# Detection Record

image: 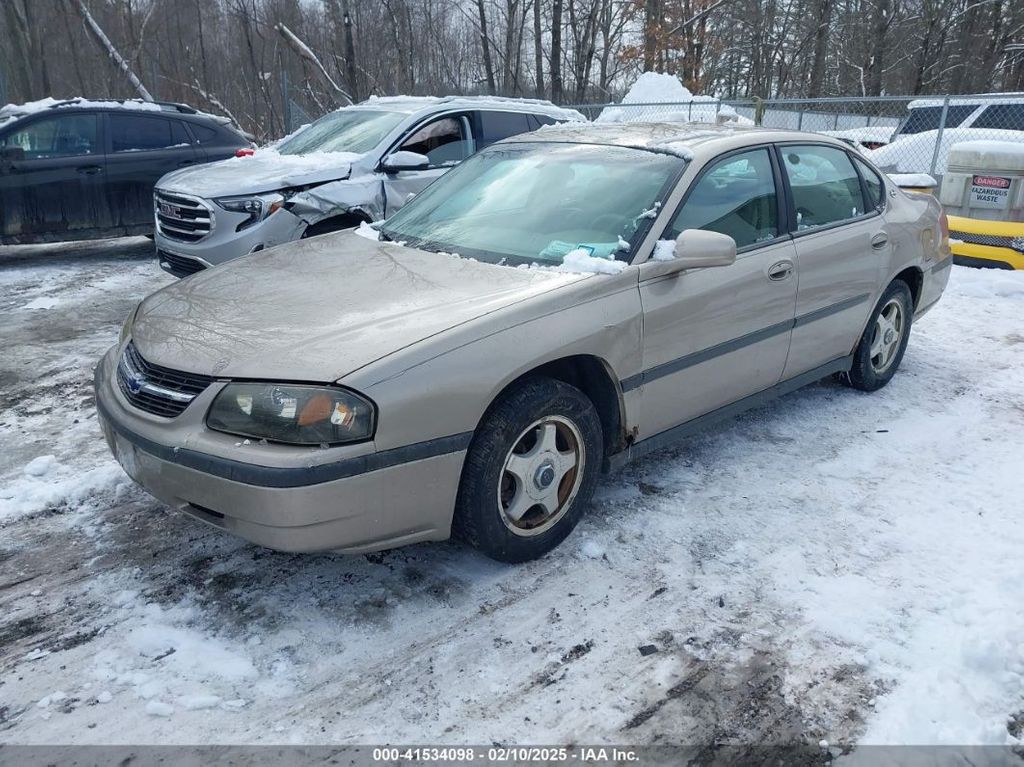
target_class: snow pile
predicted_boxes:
[596,72,750,125]
[558,248,628,275]
[1,457,127,523]
[868,128,1024,174]
[887,173,937,188]
[354,221,381,241]
[820,126,895,146]
[652,240,677,261]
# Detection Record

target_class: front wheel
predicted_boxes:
[842,280,913,392]
[452,377,603,563]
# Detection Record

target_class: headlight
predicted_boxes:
[207,383,375,445]
[213,193,285,232]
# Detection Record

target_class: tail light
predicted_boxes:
[235,148,255,157]
[938,210,949,244]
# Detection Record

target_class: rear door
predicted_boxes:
[103,112,203,232]
[381,112,475,215]
[0,112,106,242]
[473,110,533,151]
[777,143,886,379]
[635,146,798,440]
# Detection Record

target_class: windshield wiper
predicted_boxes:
[376,228,394,242]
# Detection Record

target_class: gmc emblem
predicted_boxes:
[159,202,181,218]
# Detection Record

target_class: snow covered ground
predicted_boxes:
[1,238,1023,751]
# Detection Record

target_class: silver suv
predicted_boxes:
[153,96,582,276]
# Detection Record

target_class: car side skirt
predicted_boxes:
[606,355,854,472]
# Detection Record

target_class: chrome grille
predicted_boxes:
[116,341,215,418]
[155,190,214,243]
[950,230,1024,253]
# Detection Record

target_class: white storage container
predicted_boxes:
[939,140,1024,223]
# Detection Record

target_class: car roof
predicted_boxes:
[500,121,848,160]
[0,96,231,126]
[338,95,585,122]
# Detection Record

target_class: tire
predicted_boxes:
[842,280,913,392]
[452,377,603,563]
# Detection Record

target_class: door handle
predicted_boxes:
[76,165,102,175]
[177,160,195,167]
[767,259,794,281]
[871,232,889,249]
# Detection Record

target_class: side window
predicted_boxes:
[1,114,98,158]
[971,105,1024,132]
[399,116,470,167]
[476,111,531,148]
[782,145,865,231]
[666,148,779,249]
[110,114,187,152]
[852,155,884,211]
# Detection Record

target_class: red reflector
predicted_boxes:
[235,148,255,157]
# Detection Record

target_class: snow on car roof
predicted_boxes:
[507,120,773,159]
[907,92,1024,109]
[345,95,585,122]
[0,96,225,122]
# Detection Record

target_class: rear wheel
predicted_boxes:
[842,280,913,392]
[453,378,602,563]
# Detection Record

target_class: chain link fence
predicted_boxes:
[569,93,1024,180]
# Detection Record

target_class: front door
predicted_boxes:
[381,113,474,215]
[776,143,886,379]
[0,112,106,242]
[635,147,798,441]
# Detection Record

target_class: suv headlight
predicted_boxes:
[213,193,285,232]
[207,383,375,445]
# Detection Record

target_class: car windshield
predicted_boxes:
[276,109,405,155]
[377,142,684,266]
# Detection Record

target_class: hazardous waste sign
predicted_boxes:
[969,175,1011,210]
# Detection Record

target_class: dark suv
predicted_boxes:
[0,99,249,245]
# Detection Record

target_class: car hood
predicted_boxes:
[131,232,585,382]
[157,149,364,198]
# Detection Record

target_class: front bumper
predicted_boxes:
[94,346,467,553]
[948,215,1024,271]
[154,201,307,273]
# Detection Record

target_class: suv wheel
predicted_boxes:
[842,280,913,392]
[453,377,602,563]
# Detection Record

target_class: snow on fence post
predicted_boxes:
[930,96,950,177]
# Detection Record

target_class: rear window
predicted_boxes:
[970,104,1024,132]
[896,105,976,135]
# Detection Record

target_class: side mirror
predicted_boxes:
[675,229,737,269]
[381,151,429,173]
[642,229,737,278]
